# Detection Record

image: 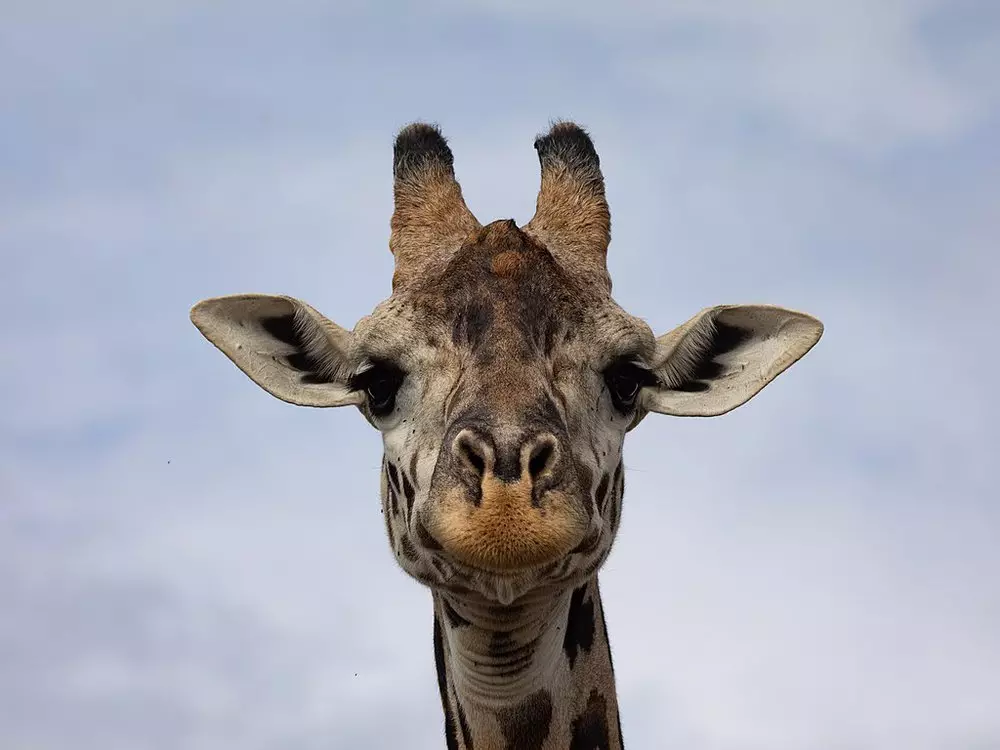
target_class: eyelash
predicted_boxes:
[603,358,657,412]
[350,361,406,417]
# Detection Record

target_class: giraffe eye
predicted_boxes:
[351,361,405,418]
[604,360,656,413]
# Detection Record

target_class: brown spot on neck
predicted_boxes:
[498,689,553,750]
[569,690,612,749]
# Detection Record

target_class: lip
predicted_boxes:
[421,482,589,573]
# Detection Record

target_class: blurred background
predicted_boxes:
[2,2,997,748]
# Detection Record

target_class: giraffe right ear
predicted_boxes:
[190,294,364,408]
[641,304,823,418]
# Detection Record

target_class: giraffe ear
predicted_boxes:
[190,294,364,408]
[641,304,823,417]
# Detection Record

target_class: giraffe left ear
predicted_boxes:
[641,304,823,418]
[190,294,364,408]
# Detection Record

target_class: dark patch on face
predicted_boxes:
[531,395,565,434]
[409,451,420,488]
[434,221,586,364]
[492,446,521,484]
[609,462,625,534]
[564,585,596,669]
[570,460,595,522]
[497,689,553,750]
[571,529,602,556]
[457,699,474,749]
[569,690,612,750]
[542,316,561,356]
[401,472,416,518]
[608,499,621,535]
[452,299,494,351]
[516,292,568,363]
[394,123,454,181]
[259,314,334,384]
[399,533,419,562]
[667,321,751,393]
[416,519,444,550]
[442,598,471,629]
[595,471,610,513]
[601,460,623,518]
[387,462,401,494]
[433,615,461,750]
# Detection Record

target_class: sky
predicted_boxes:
[2,1,998,748]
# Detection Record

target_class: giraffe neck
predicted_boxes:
[432,576,623,749]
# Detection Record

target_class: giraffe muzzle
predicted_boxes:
[423,428,590,572]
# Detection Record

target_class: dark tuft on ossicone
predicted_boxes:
[394,122,455,180]
[533,121,601,177]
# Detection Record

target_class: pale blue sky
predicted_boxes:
[2,2,998,748]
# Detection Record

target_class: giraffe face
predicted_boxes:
[190,121,824,606]
[353,220,655,602]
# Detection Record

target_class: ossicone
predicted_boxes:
[524,121,611,292]
[389,122,480,289]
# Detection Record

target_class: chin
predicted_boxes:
[401,540,612,606]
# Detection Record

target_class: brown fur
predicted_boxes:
[390,125,480,289]
[390,122,612,296]
[429,478,589,573]
[490,250,526,279]
[524,122,611,293]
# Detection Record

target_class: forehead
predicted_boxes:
[358,220,653,365]
[438,219,587,359]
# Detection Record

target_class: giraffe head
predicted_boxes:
[191,122,823,604]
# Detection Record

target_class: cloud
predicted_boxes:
[432,0,999,150]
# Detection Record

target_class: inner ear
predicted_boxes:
[642,304,823,418]
[655,317,752,393]
[257,310,344,385]
[190,294,364,408]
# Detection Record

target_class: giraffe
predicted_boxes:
[190,121,823,749]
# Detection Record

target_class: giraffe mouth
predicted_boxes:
[423,481,590,574]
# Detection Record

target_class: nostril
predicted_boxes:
[528,444,551,479]
[527,436,558,481]
[454,431,489,478]
[464,445,486,477]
